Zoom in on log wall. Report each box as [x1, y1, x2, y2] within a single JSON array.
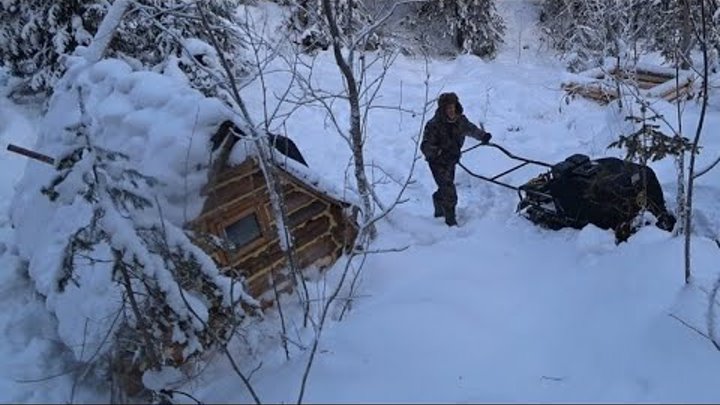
[[190, 158, 358, 303]]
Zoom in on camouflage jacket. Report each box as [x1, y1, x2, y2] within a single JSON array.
[[421, 109, 489, 165]]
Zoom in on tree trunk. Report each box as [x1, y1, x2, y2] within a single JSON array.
[[674, 151, 686, 236], [674, 55, 687, 237], [679, 0, 695, 69], [84, 0, 132, 63], [196, 3, 311, 322], [322, 0, 377, 239], [684, 0, 709, 283]]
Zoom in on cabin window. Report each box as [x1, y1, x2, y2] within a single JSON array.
[[224, 212, 262, 249]]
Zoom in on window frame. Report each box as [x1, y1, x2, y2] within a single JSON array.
[[224, 212, 263, 249], [212, 206, 269, 260]]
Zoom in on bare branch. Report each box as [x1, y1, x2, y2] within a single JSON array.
[[693, 154, 720, 178], [365, 54, 431, 230], [339, 253, 370, 321], [269, 269, 291, 361], [160, 389, 203, 405], [296, 236, 368, 404], [685, 0, 711, 283], [707, 273, 720, 351], [668, 312, 713, 340]]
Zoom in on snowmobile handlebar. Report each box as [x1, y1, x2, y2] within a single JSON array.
[[457, 140, 553, 193], [462, 141, 553, 168]]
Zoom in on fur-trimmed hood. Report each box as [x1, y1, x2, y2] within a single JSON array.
[[437, 92, 464, 115], [435, 89, 463, 120]]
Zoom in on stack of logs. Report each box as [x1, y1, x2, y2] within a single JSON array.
[[562, 66, 694, 104]]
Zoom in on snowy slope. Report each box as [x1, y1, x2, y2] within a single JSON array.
[[0, 1, 719, 403], [180, 1, 720, 403]]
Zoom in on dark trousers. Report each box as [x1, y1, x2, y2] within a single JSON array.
[[429, 162, 457, 217]]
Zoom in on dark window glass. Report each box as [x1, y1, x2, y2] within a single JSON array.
[[224, 213, 261, 249]]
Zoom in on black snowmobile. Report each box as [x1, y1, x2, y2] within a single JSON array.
[[460, 143, 676, 243]]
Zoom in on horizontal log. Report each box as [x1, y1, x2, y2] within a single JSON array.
[[297, 234, 338, 269], [212, 159, 257, 186], [287, 200, 328, 228], [291, 214, 331, 245], [247, 272, 271, 298], [6, 144, 55, 165], [283, 189, 318, 215], [613, 71, 673, 84], [232, 243, 285, 278], [198, 171, 267, 220], [227, 215, 333, 282], [663, 85, 693, 102], [202, 175, 256, 213], [575, 90, 617, 102]]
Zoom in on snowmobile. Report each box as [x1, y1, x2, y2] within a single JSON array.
[[459, 142, 677, 243]]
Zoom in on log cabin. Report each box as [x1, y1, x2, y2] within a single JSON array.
[[188, 121, 359, 305]]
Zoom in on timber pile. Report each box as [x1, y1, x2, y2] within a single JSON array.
[[562, 62, 695, 104]]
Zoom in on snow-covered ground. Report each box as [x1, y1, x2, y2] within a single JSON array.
[[1, 1, 720, 403]]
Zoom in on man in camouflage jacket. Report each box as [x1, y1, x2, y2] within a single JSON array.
[[421, 92, 492, 226]]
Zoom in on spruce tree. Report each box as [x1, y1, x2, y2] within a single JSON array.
[[413, 0, 505, 58], [41, 85, 257, 398], [538, 0, 651, 71], [285, 0, 385, 53], [0, 0, 247, 97]]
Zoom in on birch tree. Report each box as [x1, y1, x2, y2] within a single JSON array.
[[684, 0, 711, 284], [286, 1, 434, 401], [286, 0, 427, 239]]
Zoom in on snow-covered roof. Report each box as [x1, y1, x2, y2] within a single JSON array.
[[226, 132, 362, 208], [14, 57, 233, 228], [14, 57, 357, 234]]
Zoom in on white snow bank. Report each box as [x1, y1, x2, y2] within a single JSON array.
[[7, 53, 361, 389], [7, 56, 237, 375], [12, 56, 233, 235]]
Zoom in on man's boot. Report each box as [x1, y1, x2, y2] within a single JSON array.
[[656, 211, 676, 232], [433, 195, 444, 218], [444, 208, 457, 227]]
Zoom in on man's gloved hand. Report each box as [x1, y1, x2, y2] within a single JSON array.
[[482, 132, 492, 145]]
